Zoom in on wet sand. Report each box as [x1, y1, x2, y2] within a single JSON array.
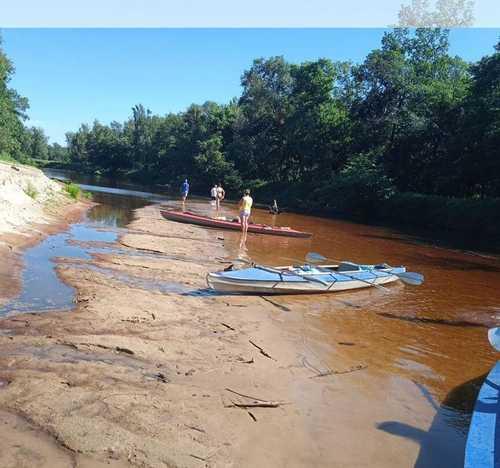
[[0, 201, 497, 467], [0, 201, 92, 308]]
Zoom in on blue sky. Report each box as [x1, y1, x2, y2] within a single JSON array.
[[3, 28, 500, 144]]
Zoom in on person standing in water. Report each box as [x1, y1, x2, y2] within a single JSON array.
[[216, 183, 225, 211], [180, 179, 190, 203], [238, 189, 253, 234], [269, 199, 279, 214], [210, 184, 218, 205]]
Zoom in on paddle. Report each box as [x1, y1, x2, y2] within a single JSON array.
[[253, 264, 330, 286], [223, 257, 328, 286], [305, 252, 389, 292], [306, 252, 342, 264], [306, 252, 424, 286]]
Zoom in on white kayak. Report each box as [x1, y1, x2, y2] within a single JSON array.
[[207, 261, 417, 295]]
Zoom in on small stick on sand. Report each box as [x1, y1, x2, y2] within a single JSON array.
[[249, 340, 276, 361], [224, 388, 288, 409], [221, 322, 235, 331], [226, 400, 285, 408], [184, 424, 206, 433], [310, 364, 368, 378], [225, 387, 272, 402]]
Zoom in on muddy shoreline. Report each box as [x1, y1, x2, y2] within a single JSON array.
[[0, 200, 92, 308], [0, 202, 476, 467]]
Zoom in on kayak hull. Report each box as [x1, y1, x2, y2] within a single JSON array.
[[207, 264, 404, 295], [160, 210, 312, 238], [465, 361, 500, 468]]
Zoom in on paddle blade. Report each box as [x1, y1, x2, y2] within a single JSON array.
[[395, 271, 424, 286], [231, 257, 251, 264], [488, 328, 500, 352], [305, 252, 327, 263], [227, 257, 252, 269]]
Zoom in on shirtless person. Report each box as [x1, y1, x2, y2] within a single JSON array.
[[216, 183, 225, 210], [210, 184, 218, 205]]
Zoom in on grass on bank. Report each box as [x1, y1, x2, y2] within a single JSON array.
[[0, 152, 17, 164], [64, 182, 92, 201], [24, 182, 38, 200]]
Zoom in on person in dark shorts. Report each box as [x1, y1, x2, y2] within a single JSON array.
[[181, 179, 189, 202]]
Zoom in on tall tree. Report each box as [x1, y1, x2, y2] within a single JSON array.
[[458, 41, 500, 197], [26, 127, 49, 160], [0, 34, 29, 159], [351, 28, 470, 194], [239, 57, 293, 181]]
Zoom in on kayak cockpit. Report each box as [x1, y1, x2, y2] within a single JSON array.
[[207, 261, 409, 294]]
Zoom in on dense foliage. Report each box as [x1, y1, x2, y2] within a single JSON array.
[[59, 29, 499, 203], [1, 29, 499, 244], [0, 34, 29, 161]]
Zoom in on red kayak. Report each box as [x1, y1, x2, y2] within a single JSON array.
[[160, 210, 312, 238]]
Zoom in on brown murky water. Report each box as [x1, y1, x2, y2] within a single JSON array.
[[179, 198, 500, 465], [40, 170, 500, 465], [185, 199, 500, 388]]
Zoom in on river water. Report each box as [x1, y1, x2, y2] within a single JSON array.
[[8, 168, 500, 465]]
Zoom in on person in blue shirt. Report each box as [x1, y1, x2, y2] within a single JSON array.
[[181, 179, 189, 202]]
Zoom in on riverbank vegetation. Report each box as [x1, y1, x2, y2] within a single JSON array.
[[1, 29, 499, 247]]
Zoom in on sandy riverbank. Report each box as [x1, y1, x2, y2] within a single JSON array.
[[0, 162, 90, 308], [0, 198, 449, 468]]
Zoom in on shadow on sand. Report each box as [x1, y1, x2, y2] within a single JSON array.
[[377, 374, 485, 468]]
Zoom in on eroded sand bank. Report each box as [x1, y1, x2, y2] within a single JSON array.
[[0, 162, 90, 308], [0, 203, 447, 468]]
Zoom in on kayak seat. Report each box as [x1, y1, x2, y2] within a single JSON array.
[[337, 261, 361, 272]]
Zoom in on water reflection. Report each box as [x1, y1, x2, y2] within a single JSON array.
[[87, 192, 151, 228], [0, 223, 117, 314], [39, 169, 500, 463], [1, 184, 167, 315]]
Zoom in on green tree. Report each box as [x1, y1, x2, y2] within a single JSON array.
[[238, 57, 293, 181], [286, 59, 351, 181], [0, 34, 29, 160], [351, 28, 470, 195], [47, 143, 69, 162], [457, 40, 500, 197], [25, 127, 49, 160]]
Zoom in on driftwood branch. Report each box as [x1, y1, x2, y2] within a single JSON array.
[[249, 340, 276, 361], [185, 424, 206, 433], [259, 296, 291, 312], [310, 364, 368, 379], [221, 322, 235, 331], [225, 387, 271, 402], [226, 401, 283, 408], [236, 357, 254, 364], [224, 388, 288, 409]]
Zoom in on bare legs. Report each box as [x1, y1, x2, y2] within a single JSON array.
[[241, 214, 249, 234], [239, 231, 247, 250]]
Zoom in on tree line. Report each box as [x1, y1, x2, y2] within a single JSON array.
[[1, 29, 499, 242]]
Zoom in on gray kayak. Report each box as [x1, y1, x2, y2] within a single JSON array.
[[207, 261, 408, 294]]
